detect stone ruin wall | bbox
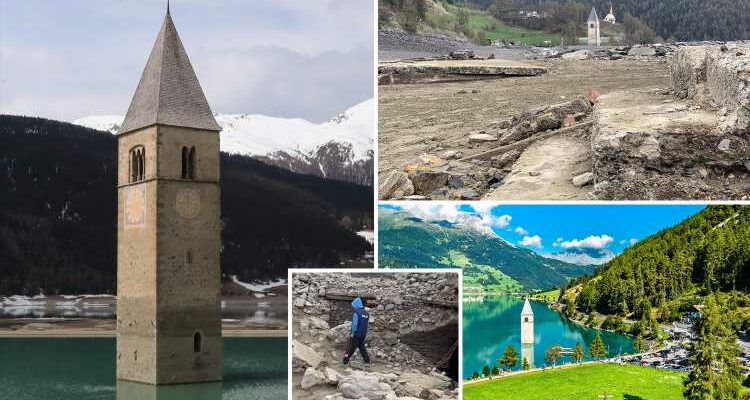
[293,273,459,370]
[671,43,750,133]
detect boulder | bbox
[379,170,415,200]
[327,322,353,346]
[561,50,590,60]
[338,371,395,400]
[409,171,449,194]
[628,46,657,57]
[305,315,330,331]
[324,367,341,385]
[571,172,594,187]
[301,367,325,390]
[491,149,521,169]
[293,340,325,369]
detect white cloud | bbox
[514,226,529,235]
[544,249,616,266]
[519,235,543,249]
[398,204,511,237]
[471,204,498,215]
[629,238,638,245]
[399,204,462,223]
[493,214,512,228]
[0,1,373,123]
[559,235,614,250]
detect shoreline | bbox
[0,329,288,338]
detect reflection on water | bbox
[463,295,634,379]
[0,337,286,400]
[117,381,222,400]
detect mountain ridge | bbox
[378,209,595,291]
[0,114,373,295]
[73,99,374,186]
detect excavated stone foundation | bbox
[592,90,748,199]
[378,59,548,85]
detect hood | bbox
[351,297,364,309]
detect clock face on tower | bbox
[176,188,201,219]
[124,185,146,228]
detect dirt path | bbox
[485,131,593,200]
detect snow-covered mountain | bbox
[73,100,374,186]
[543,248,616,266]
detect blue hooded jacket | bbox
[351,297,369,338]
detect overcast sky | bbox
[0,0,374,123]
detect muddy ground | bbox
[378,58,670,199]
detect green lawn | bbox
[463,363,685,400]
[531,288,560,302]
[426,3,562,46]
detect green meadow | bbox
[426,3,562,45]
[463,363,685,400]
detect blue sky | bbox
[0,0,373,123]
[381,203,705,260]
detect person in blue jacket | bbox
[343,297,371,366]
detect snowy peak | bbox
[72,100,374,186]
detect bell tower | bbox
[520,298,534,345]
[587,7,601,46]
[116,4,222,385]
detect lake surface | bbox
[463,296,634,379]
[0,337,287,400]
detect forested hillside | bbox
[385,0,750,43]
[0,115,372,295]
[498,0,750,41]
[573,205,750,316]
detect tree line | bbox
[573,205,750,318]
[469,332,609,379]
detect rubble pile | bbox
[292,273,459,400]
[378,96,596,200]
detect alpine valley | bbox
[378,208,596,292]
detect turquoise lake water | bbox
[463,296,634,379]
[0,337,287,400]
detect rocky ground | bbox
[291,272,459,400]
[379,41,750,200]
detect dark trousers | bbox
[344,335,370,364]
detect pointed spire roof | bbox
[120,9,221,134]
[521,298,533,315]
[588,6,599,22]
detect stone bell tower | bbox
[116,4,222,385]
[520,298,534,345]
[587,7,601,46]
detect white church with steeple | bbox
[604,4,617,24]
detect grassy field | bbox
[426,3,562,46]
[463,363,685,400]
[531,288,560,302]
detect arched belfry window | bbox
[181,146,196,179]
[130,146,145,182]
[193,331,202,353]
